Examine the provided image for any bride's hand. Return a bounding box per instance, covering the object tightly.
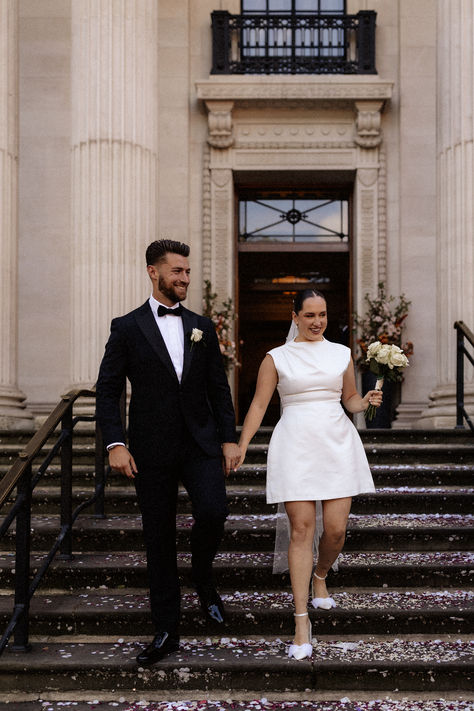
[236,444,247,469]
[363,389,383,410]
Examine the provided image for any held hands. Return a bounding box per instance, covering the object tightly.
[362,389,383,412]
[108,445,138,479]
[236,444,247,470]
[222,442,241,477]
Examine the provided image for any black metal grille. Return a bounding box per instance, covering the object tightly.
[211,10,376,75]
[239,196,349,244]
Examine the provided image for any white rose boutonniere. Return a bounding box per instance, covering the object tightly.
[190,328,204,350]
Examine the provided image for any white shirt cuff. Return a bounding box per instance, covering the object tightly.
[106,442,126,450]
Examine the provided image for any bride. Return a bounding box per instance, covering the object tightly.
[237,289,382,660]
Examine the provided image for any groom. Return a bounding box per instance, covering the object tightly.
[96,239,240,665]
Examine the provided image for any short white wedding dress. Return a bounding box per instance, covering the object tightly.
[267,337,375,505]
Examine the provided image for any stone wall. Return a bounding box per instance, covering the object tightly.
[1,0,468,427]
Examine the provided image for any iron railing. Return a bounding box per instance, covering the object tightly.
[454,321,474,432]
[0,389,109,656]
[211,10,377,75]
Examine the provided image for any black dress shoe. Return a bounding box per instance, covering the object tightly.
[197,585,226,625]
[136,631,180,666]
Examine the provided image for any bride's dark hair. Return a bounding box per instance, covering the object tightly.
[293,288,326,314]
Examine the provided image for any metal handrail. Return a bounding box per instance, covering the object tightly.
[0,388,108,655]
[454,321,474,432]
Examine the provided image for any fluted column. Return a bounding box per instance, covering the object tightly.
[70,0,158,389]
[0,1,33,429]
[420,0,474,426]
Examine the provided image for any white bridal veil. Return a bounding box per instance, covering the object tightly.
[272,321,337,574]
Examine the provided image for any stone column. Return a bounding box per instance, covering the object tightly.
[70,0,158,390]
[420,0,474,426]
[0,0,33,429]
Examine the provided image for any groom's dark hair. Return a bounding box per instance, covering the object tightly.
[146,239,190,266]
[293,288,326,313]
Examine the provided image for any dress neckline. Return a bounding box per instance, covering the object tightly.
[290,336,326,345]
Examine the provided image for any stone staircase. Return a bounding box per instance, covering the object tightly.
[0,427,473,710]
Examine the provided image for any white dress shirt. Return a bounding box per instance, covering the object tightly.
[149,294,184,382]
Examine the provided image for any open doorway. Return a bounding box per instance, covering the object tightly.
[236,187,352,424]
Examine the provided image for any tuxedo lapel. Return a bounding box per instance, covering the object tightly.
[181,308,198,384]
[134,302,178,382]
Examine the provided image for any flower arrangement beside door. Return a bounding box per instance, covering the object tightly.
[203,280,240,374]
[353,283,413,427]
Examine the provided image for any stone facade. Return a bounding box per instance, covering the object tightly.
[0,0,471,428]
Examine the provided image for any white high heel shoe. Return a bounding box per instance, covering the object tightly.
[311,570,336,611]
[288,612,312,660]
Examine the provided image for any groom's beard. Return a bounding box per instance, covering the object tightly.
[158,275,188,304]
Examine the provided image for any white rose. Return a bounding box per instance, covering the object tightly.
[390,349,408,368]
[366,341,382,358]
[376,345,391,364]
[191,328,203,343]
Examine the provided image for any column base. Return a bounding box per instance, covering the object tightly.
[417,383,474,429]
[0,386,35,431]
[392,402,427,429]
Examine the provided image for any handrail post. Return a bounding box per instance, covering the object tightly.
[11,463,32,652]
[94,418,106,518]
[211,11,231,74]
[59,405,74,559]
[455,326,465,429]
[356,10,377,74]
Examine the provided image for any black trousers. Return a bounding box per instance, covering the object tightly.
[133,435,228,635]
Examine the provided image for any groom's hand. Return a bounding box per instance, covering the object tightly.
[222,442,241,477]
[108,445,138,479]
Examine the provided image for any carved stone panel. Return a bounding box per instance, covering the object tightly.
[209,169,234,299]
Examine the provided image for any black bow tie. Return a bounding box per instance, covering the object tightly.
[157,304,182,317]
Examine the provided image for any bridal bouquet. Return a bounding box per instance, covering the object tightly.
[365,342,409,421]
[353,283,413,370]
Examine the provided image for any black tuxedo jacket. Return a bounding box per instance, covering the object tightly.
[96,301,237,469]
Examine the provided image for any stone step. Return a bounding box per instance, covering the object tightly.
[2,513,471,552]
[254,427,474,446]
[0,589,471,637]
[1,427,473,452]
[0,551,471,590]
[1,636,472,693]
[1,436,473,468]
[0,699,473,711]
[10,485,473,515]
[3,463,472,490]
[243,442,474,465]
[366,464,474,487]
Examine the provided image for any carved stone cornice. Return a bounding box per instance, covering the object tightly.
[198,77,392,150]
[196,76,393,104]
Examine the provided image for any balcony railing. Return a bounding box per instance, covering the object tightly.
[211,10,376,75]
